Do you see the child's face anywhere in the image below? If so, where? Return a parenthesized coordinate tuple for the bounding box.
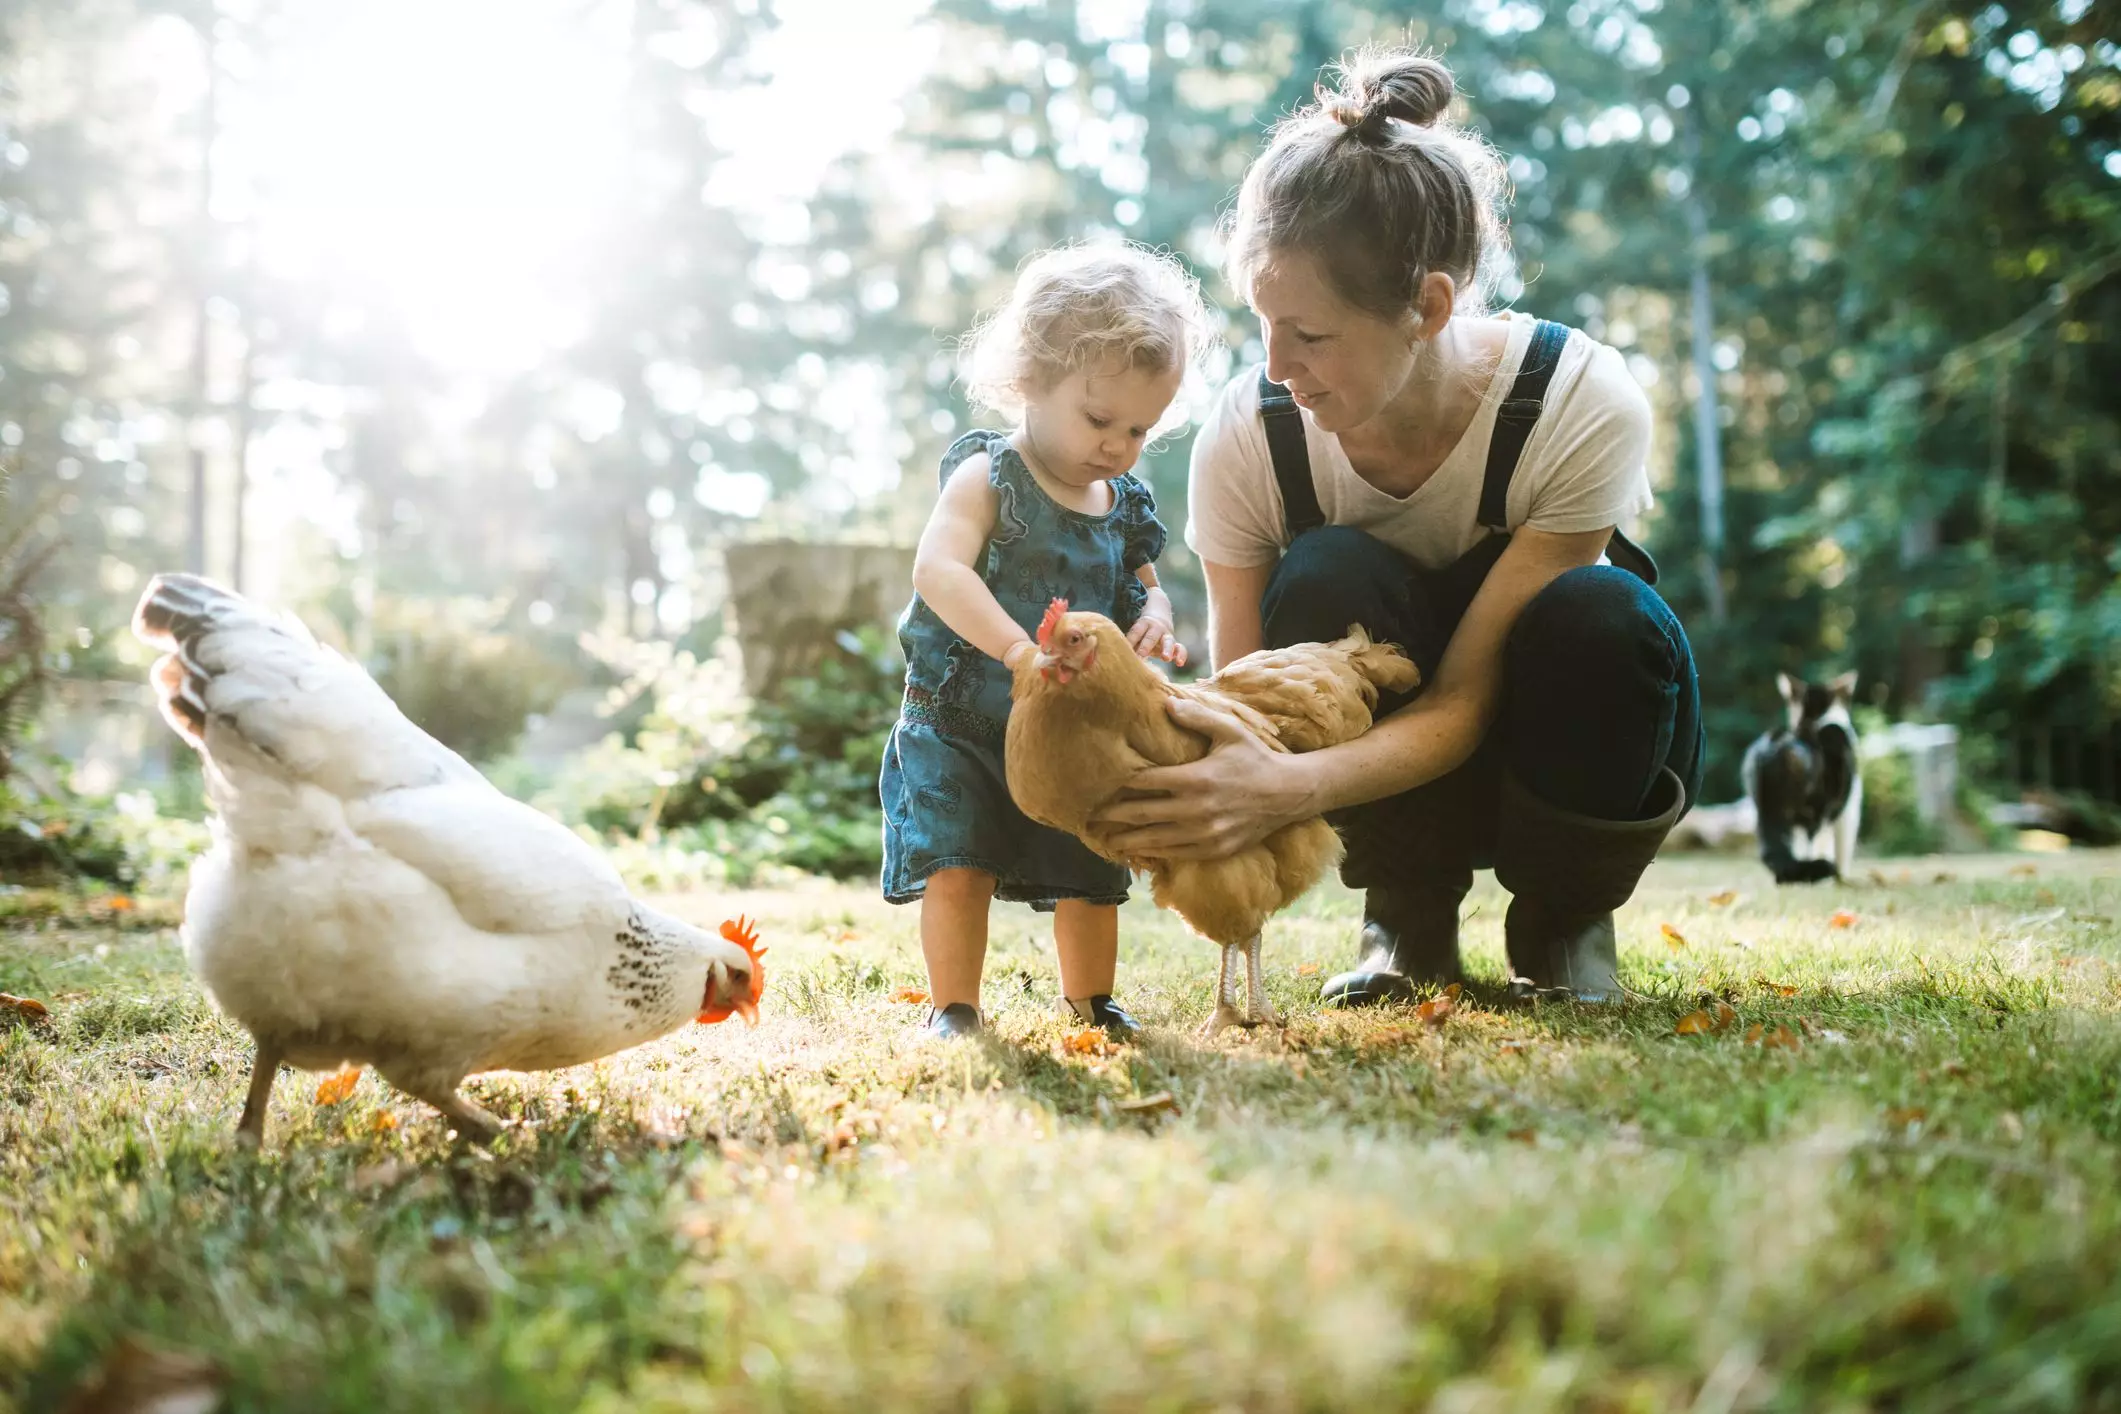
(1021, 359, 1184, 487)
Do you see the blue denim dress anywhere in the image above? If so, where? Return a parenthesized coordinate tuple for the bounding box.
(881, 430, 1168, 908)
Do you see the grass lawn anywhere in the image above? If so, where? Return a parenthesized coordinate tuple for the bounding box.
(3, 849, 2119, 1412)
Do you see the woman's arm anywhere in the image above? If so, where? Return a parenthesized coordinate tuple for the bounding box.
(910, 454, 1034, 667)
(1201, 558, 1272, 670)
(1093, 525, 1611, 859)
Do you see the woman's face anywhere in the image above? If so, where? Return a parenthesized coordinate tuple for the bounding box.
(1250, 251, 1432, 433)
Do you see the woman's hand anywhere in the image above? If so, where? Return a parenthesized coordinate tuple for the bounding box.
(1091, 697, 1315, 861)
(1126, 587, 1188, 667)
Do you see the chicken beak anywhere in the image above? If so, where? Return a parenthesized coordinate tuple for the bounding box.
(733, 999, 760, 1027)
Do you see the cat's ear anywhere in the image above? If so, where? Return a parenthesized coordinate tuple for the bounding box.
(1828, 670, 1859, 700)
(1776, 672, 1799, 704)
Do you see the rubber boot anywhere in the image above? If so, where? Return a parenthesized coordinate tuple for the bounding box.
(1494, 767, 1687, 1003)
(1319, 872, 1470, 1008)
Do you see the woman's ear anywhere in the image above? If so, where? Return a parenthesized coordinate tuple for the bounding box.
(1411, 271, 1457, 342)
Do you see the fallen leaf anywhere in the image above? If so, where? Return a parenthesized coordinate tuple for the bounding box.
(1829, 909, 1859, 928)
(890, 987, 929, 1005)
(1660, 922, 1688, 949)
(1117, 1091, 1180, 1116)
(1755, 977, 1800, 998)
(1741, 1022, 1765, 1045)
(1712, 1001, 1739, 1029)
(2008, 863, 2038, 878)
(1705, 889, 1738, 907)
(1417, 991, 1457, 1028)
(313, 1067, 361, 1106)
(58, 1336, 223, 1414)
(1883, 1106, 1928, 1127)
(1060, 1026, 1110, 1055)
(0, 993, 53, 1029)
(823, 1121, 860, 1154)
(1506, 1127, 1538, 1144)
(1867, 869, 1890, 886)
(106, 895, 136, 912)
(2034, 888, 2058, 906)
(1497, 1038, 1536, 1055)
(1932, 871, 1958, 884)
(371, 1111, 399, 1133)
(1295, 961, 1321, 977)
(1674, 1010, 1715, 1035)
(1752, 1023, 1802, 1051)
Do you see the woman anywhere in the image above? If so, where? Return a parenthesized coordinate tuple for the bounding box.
(1094, 48, 1704, 1004)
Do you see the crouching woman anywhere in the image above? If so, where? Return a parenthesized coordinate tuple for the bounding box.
(1094, 48, 1704, 1003)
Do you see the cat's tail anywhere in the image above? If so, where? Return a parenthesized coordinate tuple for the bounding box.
(1742, 732, 1840, 885)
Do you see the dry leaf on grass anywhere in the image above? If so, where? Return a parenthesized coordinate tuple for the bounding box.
(1742, 1022, 1802, 1050)
(0, 993, 53, 1029)
(1755, 977, 1800, 998)
(371, 1111, 399, 1133)
(1417, 982, 1462, 1029)
(1117, 1091, 1179, 1115)
(1296, 961, 1321, 977)
(1660, 923, 1688, 949)
(1060, 1027, 1111, 1056)
(1828, 909, 1859, 929)
(1706, 889, 1738, 907)
(1675, 1001, 1739, 1036)
(105, 895, 136, 912)
(1883, 1106, 1929, 1127)
(313, 1067, 361, 1106)
(890, 987, 929, 1005)
(58, 1335, 223, 1414)
(1497, 1039, 1537, 1055)
(1932, 871, 1958, 884)
(2008, 863, 2039, 878)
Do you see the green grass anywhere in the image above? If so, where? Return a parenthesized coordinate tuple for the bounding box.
(4, 851, 2120, 1412)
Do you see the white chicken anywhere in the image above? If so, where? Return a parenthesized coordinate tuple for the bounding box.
(133, 573, 763, 1146)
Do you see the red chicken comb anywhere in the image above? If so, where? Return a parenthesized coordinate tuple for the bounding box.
(1036, 598, 1070, 648)
(699, 915, 768, 1027)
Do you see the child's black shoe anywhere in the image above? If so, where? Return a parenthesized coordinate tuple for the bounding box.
(921, 1002, 984, 1041)
(1062, 994, 1143, 1043)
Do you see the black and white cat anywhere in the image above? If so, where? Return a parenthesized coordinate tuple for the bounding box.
(1741, 672, 1862, 884)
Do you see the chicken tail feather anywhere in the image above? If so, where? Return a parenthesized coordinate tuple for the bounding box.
(1340, 623, 1422, 695)
(132, 573, 314, 752)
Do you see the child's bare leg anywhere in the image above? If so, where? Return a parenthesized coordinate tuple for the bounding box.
(1054, 899, 1118, 1001)
(921, 868, 995, 1011)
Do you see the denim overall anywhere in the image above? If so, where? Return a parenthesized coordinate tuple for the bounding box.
(1254, 319, 1705, 884)
(880, 430, 1168, 908)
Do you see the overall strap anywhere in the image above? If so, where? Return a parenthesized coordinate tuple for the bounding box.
(1258, 367, 1323, 537)
(1479, 318, 1571, 531)
(1478, 319, 1660, 585)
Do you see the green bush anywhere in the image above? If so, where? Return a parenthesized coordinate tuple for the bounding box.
(536, 627, 902, 883)
(0, 769, 210, 889)
(369, 596, 576, 766)
(1857, 750, 1944, 858)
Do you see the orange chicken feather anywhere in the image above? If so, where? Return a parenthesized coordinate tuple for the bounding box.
(1004, 601, 1419, 1031)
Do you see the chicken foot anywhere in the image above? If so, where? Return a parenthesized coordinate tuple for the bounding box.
(1202, 942, 1248, 1035)
(1202, 934, 1279, 1034)
(1243, 933, 1282, 1028)
(235, 1039, 283, 1148)
(389, 1074, 506, 1143)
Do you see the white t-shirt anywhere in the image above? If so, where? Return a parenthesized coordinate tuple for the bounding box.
(1184, 314, 1654, 572)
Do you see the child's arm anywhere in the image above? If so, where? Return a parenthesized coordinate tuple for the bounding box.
(911, 453, 1036, 669)
(1126, 565, 1189, 667)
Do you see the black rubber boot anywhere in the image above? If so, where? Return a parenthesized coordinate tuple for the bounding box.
(1319, 874, 1470, 1008)
(1493, 767, 1687, 1003)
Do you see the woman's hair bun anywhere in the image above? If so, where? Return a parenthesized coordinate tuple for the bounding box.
(1322, 48, 1456, 135)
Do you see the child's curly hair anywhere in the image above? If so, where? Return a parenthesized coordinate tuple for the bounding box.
(960, 242, 1214, 417)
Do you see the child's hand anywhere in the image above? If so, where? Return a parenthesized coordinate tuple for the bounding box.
(1128, 590, 1188, 668)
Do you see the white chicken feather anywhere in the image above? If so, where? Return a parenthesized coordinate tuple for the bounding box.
(133, 573, 761, 1146)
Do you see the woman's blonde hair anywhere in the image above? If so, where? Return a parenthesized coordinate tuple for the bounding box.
(1224, 47, 1513, 320)
(960, 242, 1213, 416)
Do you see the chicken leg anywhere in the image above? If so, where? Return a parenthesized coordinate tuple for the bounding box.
(235, 1040, 283, 1148)
(1202, 942, 1248, 1035)
(1242, 933, 1281, 1027)
(385, 1070, 506, 1143)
